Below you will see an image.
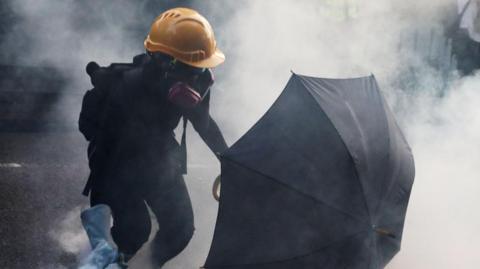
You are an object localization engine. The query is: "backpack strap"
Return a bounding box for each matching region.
[180,116,188,174]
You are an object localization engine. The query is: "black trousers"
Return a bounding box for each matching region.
[90,171,195,266]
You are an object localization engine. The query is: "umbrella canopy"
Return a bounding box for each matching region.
[204,73,415,269]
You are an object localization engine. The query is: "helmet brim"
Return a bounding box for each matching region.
[179,48,225,68]
[144,36,225,68]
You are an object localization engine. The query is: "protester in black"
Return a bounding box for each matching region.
[78,7,227,268]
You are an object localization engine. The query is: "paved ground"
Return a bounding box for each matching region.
[0,130,221,269]
[0,132,89,268]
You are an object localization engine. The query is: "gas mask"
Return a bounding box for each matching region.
[167,82,204,108]
[149,52,214,108]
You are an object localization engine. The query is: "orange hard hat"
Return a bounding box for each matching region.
[144,7,225,68]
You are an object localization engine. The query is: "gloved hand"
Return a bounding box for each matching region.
[78,205,121,269]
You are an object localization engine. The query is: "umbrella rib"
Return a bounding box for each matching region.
[204,229,370,268]
[223,157,368,224]
[371,90,395,220]
[295,75,373,223]
[372,148,399,222]
[371,99,414,222]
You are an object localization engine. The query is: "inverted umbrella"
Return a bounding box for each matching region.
[204,73,415,269]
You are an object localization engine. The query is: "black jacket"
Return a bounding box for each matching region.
[79,56,228,194]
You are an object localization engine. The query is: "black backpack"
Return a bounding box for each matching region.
[79,54,189,196]
[79,54,149,142]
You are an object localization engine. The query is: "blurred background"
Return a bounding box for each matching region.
[0,0,479,268]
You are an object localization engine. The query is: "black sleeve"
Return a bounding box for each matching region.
[184,92,228,158]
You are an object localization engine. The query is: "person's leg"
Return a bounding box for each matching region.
[90,186,152,258]
[110,197,152,257]
[145,176,195,267]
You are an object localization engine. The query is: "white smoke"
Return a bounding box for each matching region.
[388,74,480,269]
[48,206,88,258]
[207,0,453,136]
[207,1,480,269]
[4,0,480,268]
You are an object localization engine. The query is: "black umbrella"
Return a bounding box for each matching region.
[204,73,415,269]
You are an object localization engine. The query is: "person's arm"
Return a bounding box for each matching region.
[184,92,228,158]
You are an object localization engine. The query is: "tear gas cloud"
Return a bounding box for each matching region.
[210,1,480,268]
[48,206,88,256]
[3,0,479,268]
